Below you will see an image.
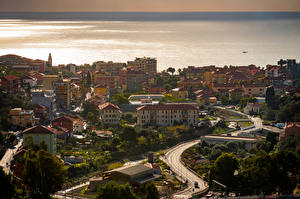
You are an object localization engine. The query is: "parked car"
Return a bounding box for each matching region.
[194,181,199,188]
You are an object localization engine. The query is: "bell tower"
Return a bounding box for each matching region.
[48,53,52,67]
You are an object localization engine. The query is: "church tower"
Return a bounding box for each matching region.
[48,53,52,67]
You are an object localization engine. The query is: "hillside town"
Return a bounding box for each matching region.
[0,53,300,199]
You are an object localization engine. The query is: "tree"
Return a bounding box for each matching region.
[138,136,147,146]
[87,71,92,87]
[210,153,239,190]
[177,68,182,74]
[239,150,277,195]
[143,183,159,199]
[0,168,14,199]
[167,67,175,75]
[111,94,129,105]
[266,131,278,150]
[271,150,300,194]
[120,125,137,145]
[23,149,66,199]
[95,182,137,199]
[265,86,275,108]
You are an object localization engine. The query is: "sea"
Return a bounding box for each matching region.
[0,12,300,71]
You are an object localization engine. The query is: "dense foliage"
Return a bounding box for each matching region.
[17,149,66,199]
[182,134,300,196]
[95,182,137,199]
[263,93,300,122]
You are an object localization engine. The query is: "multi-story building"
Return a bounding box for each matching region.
[31,89,56,120]
[0,75,22,94]
[213,69,227,84]
[9,108,36,128]
[0,54,47,72]
[51,115,86,134]
[170,87,188,99]
[177,77,203,91]
[23,125,57,154]
[98,103,121,125]
[43,75,58,90]
[136,103,199,127]
[95,61,124,76]
[127,57,157,77]
[212,83,236,93]
[243,83,266,96]
[55,75,71,111]
[120,68,148,92]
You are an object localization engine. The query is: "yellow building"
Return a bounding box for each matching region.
[9,108,36,128]
[204,71,213,84]
[94,85,107,96]
[43,75,58,90]
[137,104,199,127]
[243,84,266,96]
[213,70,227,84]
[170,87,188,99]
[55,77,71,111]
[23,125,57,154]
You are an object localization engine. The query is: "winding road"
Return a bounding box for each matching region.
[162,140,208,198]
[0,138,23,174]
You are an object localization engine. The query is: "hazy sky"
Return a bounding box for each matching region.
[1,0,300,12]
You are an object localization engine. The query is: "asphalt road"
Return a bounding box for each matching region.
[0,139,23,174]
[163,140,208,198]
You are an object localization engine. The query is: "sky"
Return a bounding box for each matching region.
[1,0,300,12]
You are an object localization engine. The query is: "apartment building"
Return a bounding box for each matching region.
[43,75,58,90]
[23,125,57,154]
[98,103,121,125]
[243,83,266,96]
[95,61,124,76]
[55,75,71,111]
[136,103,199,127]
[127,57,157,77]
[0,75,22,94]
[120,68,147,92]
[9,108,36,128]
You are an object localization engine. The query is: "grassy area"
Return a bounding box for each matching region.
[212,127,230,134]
[238,121,252,128]
[199,116,214,121]
[108,162,124,170]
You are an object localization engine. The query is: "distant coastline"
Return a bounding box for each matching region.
[1,12,300,21]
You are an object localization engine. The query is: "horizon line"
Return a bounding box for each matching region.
[1,11,300,13]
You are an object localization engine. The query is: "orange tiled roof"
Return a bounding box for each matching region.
[98,102,120,110]
[137,104,198,111]
[23,125,56,134]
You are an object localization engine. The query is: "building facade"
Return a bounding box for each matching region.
[136,103,199,127]
[9,108,36,128]
[55,75,71,111]
[23,125,57,154]
[98,103,121,125]
[127,57,157,77]
[0,75,22,94]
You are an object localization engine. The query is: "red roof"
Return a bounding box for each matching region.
[2,75,20,81]
[52,115,76,123]
[23,125,56,134]
[284,122,300,138]
[137,104,198,111]
[98,102,120,110]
